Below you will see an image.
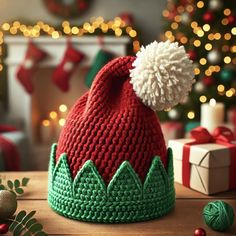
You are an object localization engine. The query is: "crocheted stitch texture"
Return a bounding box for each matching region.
[55,56,167,184]
[48,144,175,223]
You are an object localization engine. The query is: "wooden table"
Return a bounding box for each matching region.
[1,172,235,236]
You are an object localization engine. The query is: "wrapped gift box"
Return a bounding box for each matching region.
[168,138,235,195]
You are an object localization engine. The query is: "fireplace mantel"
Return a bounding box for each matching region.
[5,36,130,142]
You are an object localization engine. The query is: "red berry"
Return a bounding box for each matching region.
[194,228,206,236]
[0,224,9,234]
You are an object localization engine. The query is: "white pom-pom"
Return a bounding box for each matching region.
[130,40,195,111]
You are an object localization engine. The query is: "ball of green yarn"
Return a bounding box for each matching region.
[203,200,235,232]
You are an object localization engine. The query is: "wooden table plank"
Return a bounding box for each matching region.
[1,172,235,200]
[15,199,236,236]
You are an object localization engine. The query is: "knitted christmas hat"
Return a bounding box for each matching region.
[48,41,194,223]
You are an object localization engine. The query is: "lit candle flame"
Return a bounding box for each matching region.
[209,98,216,107]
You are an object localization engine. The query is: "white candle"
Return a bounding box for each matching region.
[200,98,225,133]
[40,119,52,144]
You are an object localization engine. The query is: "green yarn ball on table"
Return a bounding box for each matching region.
[203,200,235,232]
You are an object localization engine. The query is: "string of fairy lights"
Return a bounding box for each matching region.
[161,0,236,120]
[0,16,141,73]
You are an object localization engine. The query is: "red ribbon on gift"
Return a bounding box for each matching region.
[182,126,236,189]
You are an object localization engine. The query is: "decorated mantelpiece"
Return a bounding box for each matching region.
[169,126,236,195]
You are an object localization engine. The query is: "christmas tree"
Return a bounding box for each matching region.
[160,0,236,122]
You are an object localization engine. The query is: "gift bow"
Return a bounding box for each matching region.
[182,126,236,190]
[190,126,235,144]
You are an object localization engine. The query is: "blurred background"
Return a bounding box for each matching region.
[0,0,235,171]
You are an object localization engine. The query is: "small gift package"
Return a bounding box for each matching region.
[168,126,236,195]
[161,121,184,144]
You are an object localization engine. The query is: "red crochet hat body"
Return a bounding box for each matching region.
[56,56,167,183]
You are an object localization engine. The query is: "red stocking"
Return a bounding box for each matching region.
[52,43,85,92]
[16,41,47,94]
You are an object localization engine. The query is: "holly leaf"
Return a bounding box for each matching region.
[7,180,14,189]
[0,184,6,190]
[15,187,24,195]
[22,177,30,187]
[28,223,43,233]
[14,179,20,188]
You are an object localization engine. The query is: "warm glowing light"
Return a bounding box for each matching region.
[59,118,66,127]
[42,120,50,127]
[217,85,225,92]
[194,68,200,75]
[205,70,212,76]
[193,40,201,47]
[1,23,10,31]
[171,22,179,30]
[224,33,231,40]
[224,9,231,16]
[59,104,67,113]
[199,58,207,65]
[49,111,58,120]
[224,56,231,64]
[197,1,204,8]
[214,33,221,40]
[187,111,195,119]
[208,33,214,40]
[199,96,207,103]
[205,43,212,51]
[203,24,210,32]
[231,46,236,52]
[209,98,216,107]
[186,5,194,12]
[162,10,169,17]
[71,27,79,34]
[174,15,181,22]
[214,66,221,72]
[10,27,17,35]
[165,31,172,38]
[52,31,59,39]
[129,30,137,38]
[115,28,122,37]
[64,26,71,34]
[62,21,70,27]
[226,90,233,97]
[191,21,198,28]
[0,64,3,71]
[180,36,188,44]
[197,30,204,37]
[231,27,236,35]
[221,18,229,25]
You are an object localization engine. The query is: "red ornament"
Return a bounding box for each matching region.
[194,228,206,236]
[0,224,9,234]
[187,50,197,61]
[202,76,214,86]
[227,15,236,25]
[203,11,214,22]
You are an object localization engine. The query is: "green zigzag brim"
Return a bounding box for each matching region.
[48,144,175,223]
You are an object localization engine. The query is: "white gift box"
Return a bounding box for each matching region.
[168,139,233,195]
